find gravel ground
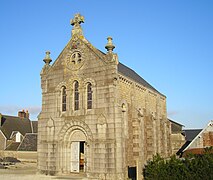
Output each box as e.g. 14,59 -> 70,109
0,162 -> 88,180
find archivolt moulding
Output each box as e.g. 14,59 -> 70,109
56,81 -> 67,91
58,120 -> 93,142
83,78 -> 96,86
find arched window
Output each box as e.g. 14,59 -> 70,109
74,81 -> 79,110
87,83 -> 92,109
62,86 -> 66,112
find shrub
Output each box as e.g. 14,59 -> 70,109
143,148 -> 213,180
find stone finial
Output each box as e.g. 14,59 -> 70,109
43,51 -> 52,65
71,13 -> 84,27
70,13 -> 84,36
105,37 -> 115,53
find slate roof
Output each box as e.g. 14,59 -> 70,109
118,63 -> 164,96
182,129 -> 202,141
5,142 -> 20,151
31,121 -> 38,133
96,49 -> 164,96
0,115 -> 38,139
177,129 -> 202,156
176,141 -> 191,156
18,133 -> 37,151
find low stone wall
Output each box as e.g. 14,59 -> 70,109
0,151 -> 37,162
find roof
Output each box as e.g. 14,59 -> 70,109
96,48 -> 163,96
183,148 -> 213,157
118,62 -> 164,96
5,142 -> 20,151
18,133 -> 37,151
79,38 -> 164,96
182,120 -> 213,153
31,121 -> 38,133
177,129 -> 204,156
182,129 -> 202,141
168,119 -> 184,127
0,115 -> 37,139
176,141 -> 191,156
4,133 -> 37,151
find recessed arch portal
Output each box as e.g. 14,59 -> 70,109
58,120 -> 93,174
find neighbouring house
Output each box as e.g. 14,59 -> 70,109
0,110 -> 37,151
169,119 -> 185,155
38,13 -> 172,179
177,120 -> 213,156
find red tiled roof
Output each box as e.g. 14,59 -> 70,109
183,148 -> 213,156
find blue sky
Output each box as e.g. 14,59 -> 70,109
0,0 -> 212,129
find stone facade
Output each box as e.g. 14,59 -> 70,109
38,14 -> 171,179
169,119 -> 185,155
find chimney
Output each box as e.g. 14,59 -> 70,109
25,110 -> 29,119
18,110 -> 27,119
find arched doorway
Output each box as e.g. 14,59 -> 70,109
58,121 -> 93,175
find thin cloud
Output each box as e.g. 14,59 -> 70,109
0,105 -> 20,114
27,106 -> 41,114
168,110 -> 179,117
0,105 -> 41,116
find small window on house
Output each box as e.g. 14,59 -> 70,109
62,86 -> 67,111
87,83 -> 92,109
74,81 -> 79,110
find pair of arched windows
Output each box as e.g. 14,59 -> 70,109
61,81 -> 92,112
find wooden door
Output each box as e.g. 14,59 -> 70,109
71,141 -> 80,172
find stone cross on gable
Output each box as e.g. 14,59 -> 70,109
71,13 -> 84,28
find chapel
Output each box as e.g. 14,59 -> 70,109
38,14 -> 172,180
